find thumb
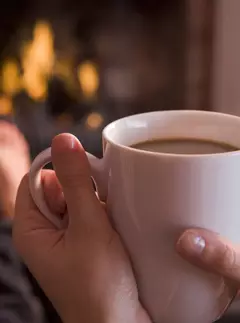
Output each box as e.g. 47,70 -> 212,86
176,228 -> 240,283
52,133 -> 103,229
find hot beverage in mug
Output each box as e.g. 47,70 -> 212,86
131,138 -> 238,154
29,110 -> 240,323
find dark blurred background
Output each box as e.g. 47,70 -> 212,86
0,0 -> 214,158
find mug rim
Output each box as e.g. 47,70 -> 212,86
102,110 -> 240,159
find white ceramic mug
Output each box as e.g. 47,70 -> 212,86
29,110 -> 240,323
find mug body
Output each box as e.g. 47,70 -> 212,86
101,110 -> 240,323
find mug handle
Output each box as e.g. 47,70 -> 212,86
29,147 -> 106,229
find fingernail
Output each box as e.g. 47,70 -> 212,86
177,231 -> 206,256
70,135 -> 78,149
53,134 -> 79,151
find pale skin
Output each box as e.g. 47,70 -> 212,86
0,121 -> 30,217
13,133 -> 240,323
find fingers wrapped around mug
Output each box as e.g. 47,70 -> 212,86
177,228 -> 240,289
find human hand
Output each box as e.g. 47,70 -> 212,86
13,133 -> 240,323
13,134 -> 150,323
177,228 -> 240,296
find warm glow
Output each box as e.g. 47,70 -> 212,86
22,66 -> 48,101
55,60 -> 72,80
54,59 -> 75,92
0,96 -> 13,115
56,113 -> 73,125
21,21 -> 55,101
85,112 -> 103,130
77,61 -> 99,98
2,59 -> 21,96
29,21 -> 54,74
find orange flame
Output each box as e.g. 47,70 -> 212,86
21,21 -> 55,101
2,59 -> 21,96
77,61 -> 99,99
0,95 -> 13,115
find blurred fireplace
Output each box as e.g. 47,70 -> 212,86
0,0 -> 215,156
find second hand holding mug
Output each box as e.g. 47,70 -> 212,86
29,110 -> 240,323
